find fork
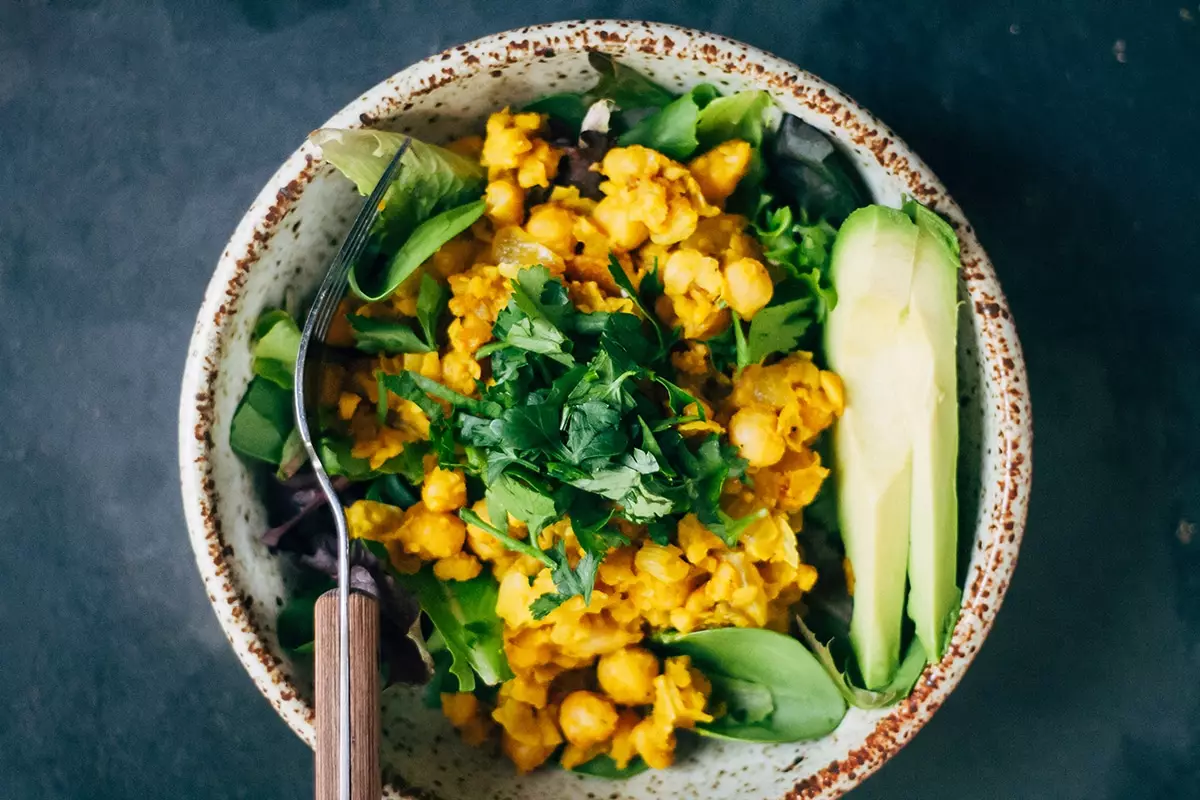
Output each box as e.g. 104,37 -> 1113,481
293,137 -> 411,800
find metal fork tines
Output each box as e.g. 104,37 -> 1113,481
293,136 -> 410,800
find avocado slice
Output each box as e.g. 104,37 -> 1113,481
824,203 -> 960,689
902,201 -> 960,663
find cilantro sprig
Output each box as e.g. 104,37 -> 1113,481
378,265 -> 756,615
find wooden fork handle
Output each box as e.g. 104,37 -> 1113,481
315,590 -> 381,800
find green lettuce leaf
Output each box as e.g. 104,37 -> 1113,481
695,90 -> 773,150
617,84 -> 717,160
309,129 -> 486,300
395,568 -> 513,693
251,310 -> 302,389
230,376 -> 293,464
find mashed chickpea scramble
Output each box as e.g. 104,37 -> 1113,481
322,107 -> 844,774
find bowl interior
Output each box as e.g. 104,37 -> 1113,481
183,24 -> 1024,800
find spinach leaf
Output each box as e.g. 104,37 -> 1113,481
395,567 -> 512,693
654,627 -> 847,742
695,90 -> 773,150
567,755 -> 650,779
358,199 -> 485,302
796,614 -> 927,709
275,583 -> 333,656
617,85 -> 715,161
365,473 -> 418,508
416,273 -> 450,350
252,310 -> 302,389
230,376 -> 294,464
766,115 -> 868,224
348,314 -> 432,354
523,92 -> 591,132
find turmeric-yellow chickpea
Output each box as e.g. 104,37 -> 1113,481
484,179 -> 525,228
516,139 -> 561,189
433,551 -> 483,581
501,731 -> 557,774
728,407 -> 786,467
630,718 -> 675,769
441,351 -> 482,395
397,502 -> 466,560
722,257 -> 774,319
524,204 -> 576,256
601,145 -> 655,184
593,195 -> 649,251
597,647 -> 659,706
441,692 -> 481,727
662,248 -> 715,295
558,691 -> 619,747
421,466 -> 467,512
688,139 -> 753,203
336,392 -> 361,421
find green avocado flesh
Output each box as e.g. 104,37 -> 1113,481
824,202 -> 960,690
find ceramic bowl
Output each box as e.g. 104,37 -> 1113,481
178,19 -> 1031,799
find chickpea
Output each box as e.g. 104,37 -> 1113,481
399,503 -> 466,560
597,647 -> 660,706
558,691 -> 619,747
662,248 -> 715,296
728,407 -> 786,467
593,195 -> 649,251
722,257 -> 774,319
601,146 -> 654,184
688,139 -> 753,203
524,204 -> 576,256
432,551 -> 482,581
421,466 -> 467,513
484,179 -> 525,227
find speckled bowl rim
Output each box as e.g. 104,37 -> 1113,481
178,19 -> 1031,799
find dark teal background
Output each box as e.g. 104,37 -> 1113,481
2,2 -> 1198,798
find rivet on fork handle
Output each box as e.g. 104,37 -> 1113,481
315,591 -> 381,800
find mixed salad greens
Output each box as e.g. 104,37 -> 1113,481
229,53 -> 963,776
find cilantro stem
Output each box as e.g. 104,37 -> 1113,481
406,372 -> 502,418
731,310 -> 750,371
459,509 -> 555,568
608,254 -> 665,349
474,341 -> 510,359
716,508 -> 768,546
374,370 -> 388,424
652,414 -> 703,432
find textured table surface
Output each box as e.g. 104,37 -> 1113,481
2,2 -> 1199,798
